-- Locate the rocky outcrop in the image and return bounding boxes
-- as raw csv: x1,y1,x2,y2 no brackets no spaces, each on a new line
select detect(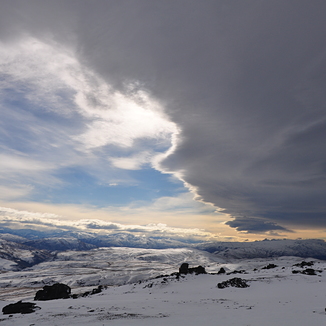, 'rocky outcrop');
34,283,71,300
227,269,247,275
292,268,320,275
179,263,206,275
71,285,104,298
217,267,226,274
293,261,314,268
217,277,249,289
179,263,189,274
2,301,40,314
262,263,278,269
